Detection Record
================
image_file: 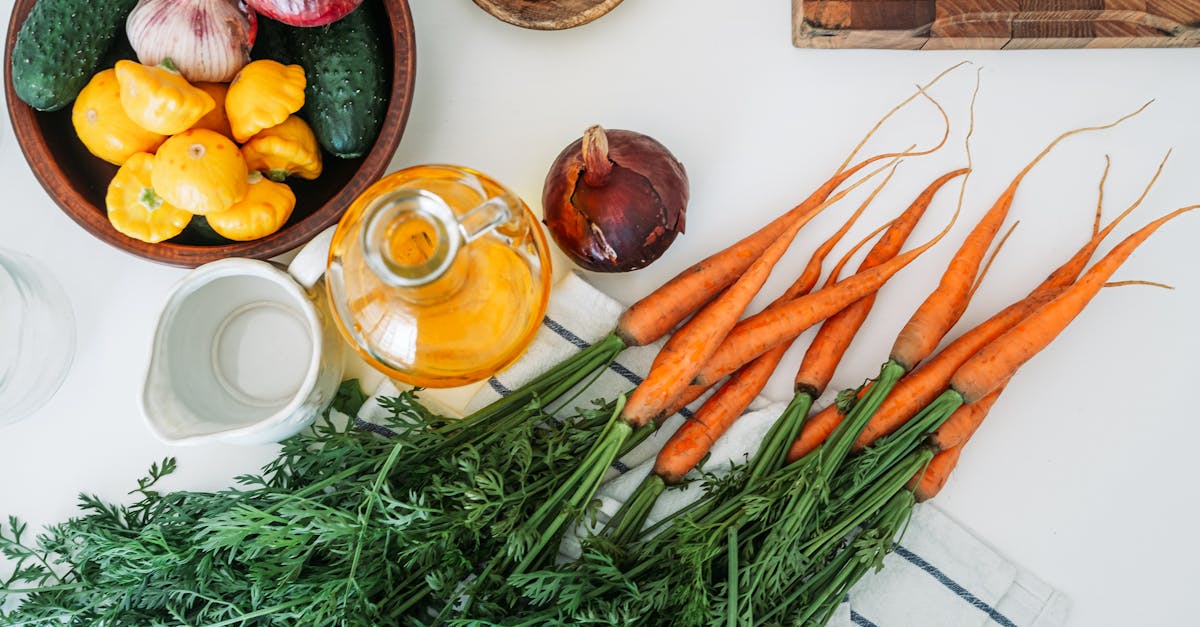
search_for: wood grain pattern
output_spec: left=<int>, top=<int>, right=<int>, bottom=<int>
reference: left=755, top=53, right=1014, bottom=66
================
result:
left=794, top=0, right=1200, bottom=48
left=4, top=0, right=416, bottom=268
left=472, top=0, right=624, bottom=30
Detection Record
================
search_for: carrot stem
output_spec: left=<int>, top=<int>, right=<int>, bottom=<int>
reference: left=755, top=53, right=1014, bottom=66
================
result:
left=505, top=397, right=631, bottom=576
left=743, top=360, right=906, bottom=600
left=726, top=526, right=739, bottom=627
left=743, top=394, right=815, bottom=487
left=605, top=473, right=666, bottom=546
left=828, top=389, right=964, bottom=511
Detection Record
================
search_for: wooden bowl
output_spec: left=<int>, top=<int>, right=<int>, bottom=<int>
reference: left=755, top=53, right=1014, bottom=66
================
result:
left=4, top=0, right=416, bottom=268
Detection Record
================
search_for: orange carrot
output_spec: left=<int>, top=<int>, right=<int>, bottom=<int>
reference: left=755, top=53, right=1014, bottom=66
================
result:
left=652, top=355, right=779, bottom=484
left=650, top=165, right=903, bottom=474
left=741, top=170, right=961, bottom=485
left=889, top=102, right=1151, bottom=370
left=927, top=384, right=1004, bottom=453
left=951, top=205, right=1198, bottom=404
left=613, top=153, right=890, bottom=348
left=822, top=221, right=894, bottom=288
left=928, top=155, right=1165, bottom=445
left=908, top=445, right=963, bottom=502
left=788, top=289, right=1059, bottom=463
left=795, top=168, right=969, bottom=397
left=646, top=162, right=899, bottom=374
left=784, top=166, right=900, bottom=304
left=907, top=380, right=1002, bottom=503
left=896, top=205, right=1197, bottom=507
left=624, top=153, right=935, bottom=428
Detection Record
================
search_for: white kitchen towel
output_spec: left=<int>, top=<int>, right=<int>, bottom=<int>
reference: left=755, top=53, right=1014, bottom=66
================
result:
left=355, top=272, right=1070, bottom=626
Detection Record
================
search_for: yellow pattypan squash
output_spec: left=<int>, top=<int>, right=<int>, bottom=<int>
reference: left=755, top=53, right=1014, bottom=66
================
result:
left=152, top=129, right=248, bottom=215
left=226, top=60, right=306, bottom=143
left=71, top=69, right=166, bottom=166
left=205, top=172, right=296, bottom=241
left=189, top=82, right=234, bottom=138
left=114, top=59, right=215, bottom=136
left=241, top=115, right=322, bottom=181
left=106, top=152, right=192, bottom=243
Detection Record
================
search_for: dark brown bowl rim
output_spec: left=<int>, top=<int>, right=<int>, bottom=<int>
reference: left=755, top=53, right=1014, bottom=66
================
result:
left=3, top=0, right=416, bottom=268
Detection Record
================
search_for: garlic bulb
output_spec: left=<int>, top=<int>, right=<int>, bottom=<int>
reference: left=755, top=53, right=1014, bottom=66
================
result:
left=127, top=0, right=257, bottom=83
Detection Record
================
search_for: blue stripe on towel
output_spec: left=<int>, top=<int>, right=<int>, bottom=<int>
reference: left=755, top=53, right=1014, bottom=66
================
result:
left=850, top=610, right=879, bottom=627
left=894, top=544, right=1018, bottom=627
left=488, top=377, right=512, bottom=397
left=542, top=316, right=592, bottom=350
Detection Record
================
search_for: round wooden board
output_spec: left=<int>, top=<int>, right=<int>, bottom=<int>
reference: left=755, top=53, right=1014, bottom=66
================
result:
left=472, top=0, right=624, bottom=30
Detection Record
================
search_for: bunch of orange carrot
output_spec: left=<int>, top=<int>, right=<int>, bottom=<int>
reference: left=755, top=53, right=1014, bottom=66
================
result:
left=454, top=71, right=1197, bottom=625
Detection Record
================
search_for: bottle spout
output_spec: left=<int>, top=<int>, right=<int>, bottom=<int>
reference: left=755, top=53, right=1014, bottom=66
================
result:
left=362, top=189, right=460, bottom=288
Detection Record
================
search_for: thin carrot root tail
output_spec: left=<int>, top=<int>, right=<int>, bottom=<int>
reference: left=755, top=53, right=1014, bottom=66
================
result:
left=950, top=205, right=1199, bottom=404
left=823, top=218, right=892, bottom=288
left=1104, top=280, right=1174, bottom=290
left=890, top=103, right=1153, bottom=371
left=1036, top=149, right=1171, bottom=294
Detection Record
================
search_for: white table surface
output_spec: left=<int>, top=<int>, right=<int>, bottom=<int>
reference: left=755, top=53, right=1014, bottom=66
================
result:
left=3, top=1, right=1199, bottom=624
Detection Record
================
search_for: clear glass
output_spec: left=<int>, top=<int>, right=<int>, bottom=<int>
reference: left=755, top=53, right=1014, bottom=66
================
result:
left=326, top=164, right=552, bottom=388
left=0, top=249, right=76, bottom=426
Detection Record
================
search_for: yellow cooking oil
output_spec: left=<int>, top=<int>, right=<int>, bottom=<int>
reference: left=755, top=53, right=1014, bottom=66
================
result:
left=326, top=165, right=552, bottom=388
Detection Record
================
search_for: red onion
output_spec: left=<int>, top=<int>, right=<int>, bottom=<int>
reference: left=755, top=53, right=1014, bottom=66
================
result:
left=245, top=0, right=362, bottom=26
left=542, top=125, right=688, bottom=273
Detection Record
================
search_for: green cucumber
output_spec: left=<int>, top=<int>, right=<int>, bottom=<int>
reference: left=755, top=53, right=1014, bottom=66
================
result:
left=11, top=0, right=138, bottom=111
left=285, top=3, right=389, bottom=159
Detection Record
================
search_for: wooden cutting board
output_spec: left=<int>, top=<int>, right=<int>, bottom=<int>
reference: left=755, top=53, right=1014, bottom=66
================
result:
left=793, top=0, right=1200, bottom=48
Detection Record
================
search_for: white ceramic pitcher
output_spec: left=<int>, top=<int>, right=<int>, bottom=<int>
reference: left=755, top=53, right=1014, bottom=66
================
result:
left=140, top=230, right=342, bottom=446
